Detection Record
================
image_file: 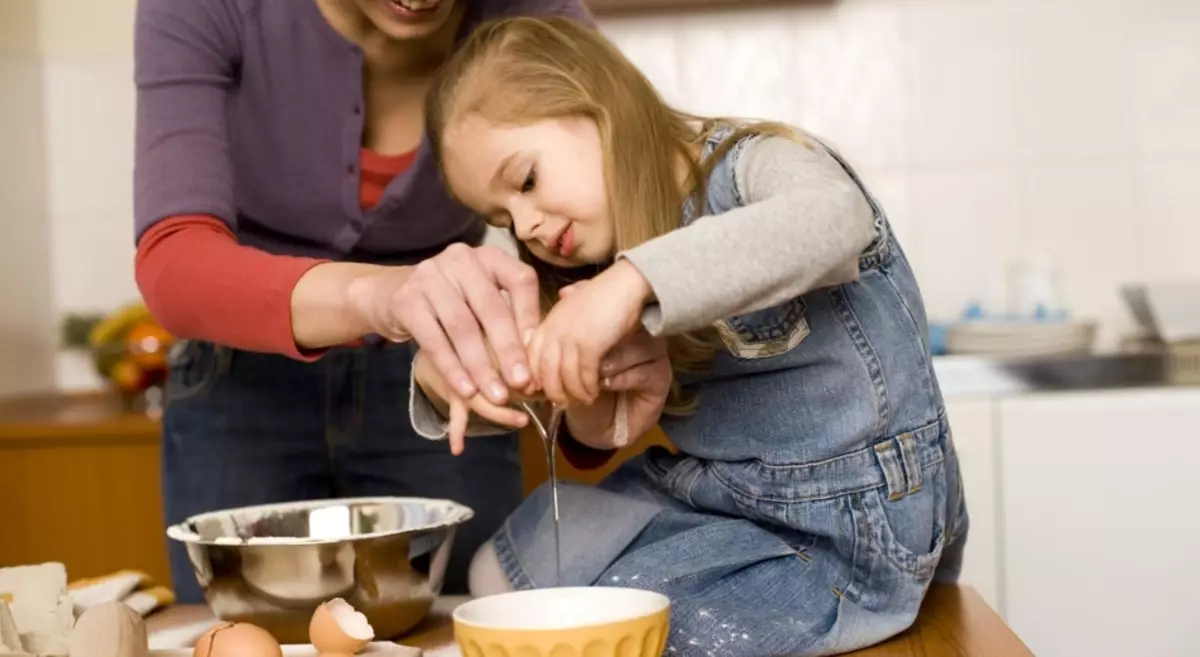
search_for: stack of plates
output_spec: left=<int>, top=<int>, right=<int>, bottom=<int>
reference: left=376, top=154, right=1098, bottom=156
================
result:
left=945, top=320, right=1097, bottom=358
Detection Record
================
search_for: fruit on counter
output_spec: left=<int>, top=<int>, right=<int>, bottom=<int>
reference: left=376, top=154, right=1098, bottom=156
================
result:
left=87, top=302, right=154, bottom=348
left=110, top=359, right=147, bottom=394
left=63, top=300, right=176, bottom=397
left=126, top=323, right=174, bottom=370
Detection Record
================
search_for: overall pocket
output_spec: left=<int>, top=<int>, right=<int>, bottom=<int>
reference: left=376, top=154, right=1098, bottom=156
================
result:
left=165, top=340, right=226, bottom=403
left=857, top=453, right=948, bottom=579
left=715, top=297, right=811, bottom=360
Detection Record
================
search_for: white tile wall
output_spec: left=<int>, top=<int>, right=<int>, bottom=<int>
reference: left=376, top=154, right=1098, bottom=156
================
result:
left=0, top=1, right=56, bottom=396
left=42, top=54, right=139, bottom=315
left=3, top=0, right=1198, bottom=391
left=605, top=0, right=1200, bottom=347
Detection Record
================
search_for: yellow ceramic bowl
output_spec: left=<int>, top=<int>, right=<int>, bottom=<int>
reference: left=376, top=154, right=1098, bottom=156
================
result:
left=452, top=587, right=671, bottom=657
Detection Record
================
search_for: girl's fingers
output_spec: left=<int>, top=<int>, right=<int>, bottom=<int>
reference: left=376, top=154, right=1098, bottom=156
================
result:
left=560, top=342, right=590, bottom=405
left=468, top=397, right=530, bottom=428
left=602, top=362, right=658, bottom=392
left=448, top=399, right=469, bottom=456
left=579, top=348, right=602, bottom=403
left=600, top=338, right=659, bottom=377
left=540, top=341, right=567, bottom=406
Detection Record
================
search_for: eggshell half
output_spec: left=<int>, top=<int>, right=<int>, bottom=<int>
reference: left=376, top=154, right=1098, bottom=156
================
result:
left=309, top=599, right=374, bottom=655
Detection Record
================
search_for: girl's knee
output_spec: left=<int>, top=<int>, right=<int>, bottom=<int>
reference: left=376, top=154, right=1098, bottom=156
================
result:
left=467, top=541, right=514, bottom=598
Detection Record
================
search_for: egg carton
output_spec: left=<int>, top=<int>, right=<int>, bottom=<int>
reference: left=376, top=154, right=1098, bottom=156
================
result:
left=0, top=563, right=73, bottom=657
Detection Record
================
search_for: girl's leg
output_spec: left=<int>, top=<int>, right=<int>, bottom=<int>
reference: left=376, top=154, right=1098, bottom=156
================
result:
left=488, top=450, right=943, bottom=655
left=161, top=341, right=335, bottom=603
left=467, top=542, right=513, bottom=597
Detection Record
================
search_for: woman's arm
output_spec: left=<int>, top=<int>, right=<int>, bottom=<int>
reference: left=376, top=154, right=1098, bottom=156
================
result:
left=132, top=1, right=538, bottom=398
left=134, top=0, right=241, bottom=243
left=617, top=134, right=878, bottom=337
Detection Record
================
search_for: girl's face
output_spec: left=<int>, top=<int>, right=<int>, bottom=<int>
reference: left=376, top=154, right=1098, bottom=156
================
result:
left=442, top=114, right=614, bottom=268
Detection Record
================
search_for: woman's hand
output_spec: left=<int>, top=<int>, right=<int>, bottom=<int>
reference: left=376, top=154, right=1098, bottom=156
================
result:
left=347, top=243, right=541, bottom=407
left=563, top=328, right=672, bottom=451
left=412, top=350, right=530, bottom=456
left=527, top=260, right=653, bottom=407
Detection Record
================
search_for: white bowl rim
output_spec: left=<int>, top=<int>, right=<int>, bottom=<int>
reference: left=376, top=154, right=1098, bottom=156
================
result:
left=165, top=496, right=474, bottom=546
left=452, top=586, right=671, bottom=631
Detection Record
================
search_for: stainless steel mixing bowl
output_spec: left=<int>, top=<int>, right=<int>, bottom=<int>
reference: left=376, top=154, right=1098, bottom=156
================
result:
left=166, top=496, right=473, bottom=643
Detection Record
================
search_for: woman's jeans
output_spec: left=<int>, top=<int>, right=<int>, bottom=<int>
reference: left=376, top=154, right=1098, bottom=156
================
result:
left=161, top=339, right=522, bottom=602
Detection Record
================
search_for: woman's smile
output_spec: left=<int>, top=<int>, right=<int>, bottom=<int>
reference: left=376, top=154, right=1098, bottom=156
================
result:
left=378, top=0, right=452, bottom=24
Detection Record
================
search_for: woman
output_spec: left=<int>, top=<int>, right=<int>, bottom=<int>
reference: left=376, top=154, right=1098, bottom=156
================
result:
left=133, top=0, right=592, bottom=601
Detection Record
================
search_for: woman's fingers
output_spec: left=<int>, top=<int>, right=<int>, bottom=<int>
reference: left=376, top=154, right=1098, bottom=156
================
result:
left=399, top=244, right=544, bottom=407
left=447, top=247, right=534, bottom=390
left=401, top=298, right=477, bottom=399
left=477, top=246, right=542, bottom=352
left=423, top=271, right=508, bottom=406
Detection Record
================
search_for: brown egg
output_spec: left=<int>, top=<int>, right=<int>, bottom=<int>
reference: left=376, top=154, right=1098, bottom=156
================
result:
left=309, top=598, right=374, bottom=655
left=192, top=622, right=282, bottom=657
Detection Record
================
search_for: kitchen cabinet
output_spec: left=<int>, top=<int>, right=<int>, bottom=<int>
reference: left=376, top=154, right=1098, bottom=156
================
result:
left=0, top=393, right=168, bottom=583
left=944, top=398, right=1002, bottom=615
left=996, top=389, right=1200, bottom=657
left=0, top=391, right=661, bottom=585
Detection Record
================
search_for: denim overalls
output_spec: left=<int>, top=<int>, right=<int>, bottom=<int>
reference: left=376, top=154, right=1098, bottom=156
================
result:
left=489, top=126, right=969, bottom=656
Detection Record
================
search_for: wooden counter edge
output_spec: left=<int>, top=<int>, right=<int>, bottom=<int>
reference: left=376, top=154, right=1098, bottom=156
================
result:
left=146, top=584, right=1034, bottom=656
left=0, top=391, right=160, bottom=444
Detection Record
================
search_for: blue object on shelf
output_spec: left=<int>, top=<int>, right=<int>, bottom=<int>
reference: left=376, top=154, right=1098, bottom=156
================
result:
left=928, top=324, right=948, bottom=356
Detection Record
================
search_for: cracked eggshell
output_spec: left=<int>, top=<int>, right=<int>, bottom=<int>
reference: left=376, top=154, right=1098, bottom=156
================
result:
left=309, top=599, right=373, bottom=655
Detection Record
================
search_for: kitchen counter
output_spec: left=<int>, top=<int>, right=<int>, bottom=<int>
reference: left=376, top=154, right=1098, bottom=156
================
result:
left=0, top=390, right=157, bottom=443
left=145, top=585, right=1033, bottom=656
left=2, top=349, right=1193, bottom=598
left=933, top=350, right=1195, bottom=397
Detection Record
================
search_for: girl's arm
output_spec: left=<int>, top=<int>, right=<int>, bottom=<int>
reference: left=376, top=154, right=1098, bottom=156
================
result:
left=618, top=134, right=878, bottom=337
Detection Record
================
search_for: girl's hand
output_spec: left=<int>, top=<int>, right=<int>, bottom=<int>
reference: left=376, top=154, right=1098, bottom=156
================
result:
left=527, top=261, right=653, bottom=407
left=564, top=329, right=672, bottom=450
left=412, top=350, right=530, bottom=456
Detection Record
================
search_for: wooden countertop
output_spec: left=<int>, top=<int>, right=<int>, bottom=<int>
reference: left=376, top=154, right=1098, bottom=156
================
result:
left=146, top=585, right=1033, bottom=656
left=0, top=391, right=158, bottom=443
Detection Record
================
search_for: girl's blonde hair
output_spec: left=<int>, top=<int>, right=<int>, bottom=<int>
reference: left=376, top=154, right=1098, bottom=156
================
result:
left=426, top=15, right=796, bottom=414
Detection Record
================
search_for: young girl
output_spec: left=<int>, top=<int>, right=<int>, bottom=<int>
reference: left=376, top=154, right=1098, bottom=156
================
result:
left=409, top=16, right=968, bottom=656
